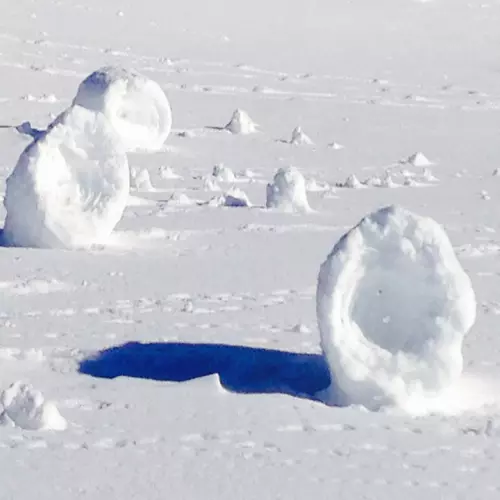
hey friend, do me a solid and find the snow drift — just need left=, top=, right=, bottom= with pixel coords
left=3, top=106, right=129, bottom=249
left=317, top=206, right=476, bottom=412
left=266, top=167, right=311, bottom=212
left=73, top=66, right=172, bottom=152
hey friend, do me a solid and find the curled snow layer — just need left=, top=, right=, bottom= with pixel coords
left=74, top=66, right=172, bottom=152
left=317, top=206, right=476, bottom=412
left=0, top=382, right=67, bottom=431
left=224, top=109, right=257, bottom=134
left=4, top=106, right=129, bottom=249
left=266, top=167, right=311, bottom=212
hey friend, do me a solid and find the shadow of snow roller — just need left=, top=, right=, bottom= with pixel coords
left=317, top=205, right=476, bottom=414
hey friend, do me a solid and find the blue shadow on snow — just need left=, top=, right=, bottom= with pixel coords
left=79, top=342, right=331, bottom=401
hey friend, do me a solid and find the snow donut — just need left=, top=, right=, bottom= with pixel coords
left=73, top=66, right=172, bottom=152
left=316, top=206, right=476, bottom=410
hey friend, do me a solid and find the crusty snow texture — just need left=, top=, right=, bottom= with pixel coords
left=317, top=206, right=476, bottom=412
left=74, top=66, right=172, bottom=152
left=3, top=106, right=129, bottom=248
left=0, top=381, right=67, bottom=431
left=266, top=167, right=311, bottom=212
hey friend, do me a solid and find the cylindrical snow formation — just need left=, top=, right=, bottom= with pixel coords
left=317, top=206, right=476, bottom=410
left=266, top=167, right=311, bottom=212
left=73, top=66, right=172, bottom=152
left=3, top=106, right=129, bottom=249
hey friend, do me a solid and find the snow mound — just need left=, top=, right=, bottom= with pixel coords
left=159, top=166, right=182, bottom=180
left=209, top=187, right=251, bottom=207
left=290, top=126, right=314, bottom=145
left=130, top=167, right=154, bottom=191
left=338, top=174, right=363, bottom=189
left=266, top=167, right=311, bottom=212
left=73, top=66, right=172, bottom=152
left=212, top=163, right=236, bottom=183
left=317, top=206, right=476, bottom=412
left=166, top=192, right=194, bottom=206
left=306, top=178, right=331, bottom=192
left=328, top=141, right=344, bottom=150
left=3, top=106, right=129, bottom=249
left=0, top=382, right=67, bottom=431
left=224, top=109, right=258, bottom=135
left=406, top=152, right=432, bottom=167
left=204, top=177, right=221, bottom=191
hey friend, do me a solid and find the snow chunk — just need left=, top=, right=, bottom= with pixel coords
left=224, top=109, right=258, bottom=135
left=266, top=167, right=311, bottom=212
left=159, top=166, right=182, bottom=180
left=290, top=126, right=313, bottom=145
left=422, top=168, right=438, bottom=182
left=73, top=66, right=172, bottom=152
left=328, top=141, right=344, bottom=150
left=212, top=163, right=236, bottom=183
left=130, top=167, right=153, bottom=191
left=317, top=206, right=476, bottom=412
left=209, top=187, right=251, bottom=207
left=338, top=174, right=363, bottom=189
left=166, top=192, right=194, bottom=206
left=203, top=177, right=221, bottom=192
left=3, top=106, right=129, bottom=249
left=0, top=382, right=67, bottom=431
left=406, top=152, right=432, bottom=167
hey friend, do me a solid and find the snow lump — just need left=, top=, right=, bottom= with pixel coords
left=4, top=106, right=129, bottom=249
left=266, top=167, right=311, bottom=212
left=316, top=206, right=476, bottom=412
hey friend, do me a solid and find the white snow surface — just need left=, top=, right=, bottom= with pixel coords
left=3, top=105, right=129, bottom=248
left=73, top=66, right=172, bottom=152
left=266, top=167, right=311, bottom=212
left=317, top=206, right=476, bottom=413
left=1, top=0, right=500, bottom=498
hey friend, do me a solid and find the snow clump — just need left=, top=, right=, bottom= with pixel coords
left=266, top=167, right=311, bottom=212
left=212, top=163, right=236, bottom=183
left=0, top=381, right=67, bottom=431
left=130, top=167, right=154, bottom=191
left=224, top=109, right=258, bottom=134
left=3, top=106, right=129, bottom=249
left=290, top=126, right=314, bottom=145
left=73, top=66, right=172, bottom=152
left=317, top=205, right=476, bottom=413
left=406, top=152, right=432, bottom=167
left=209, top=187, right=251, bottom=207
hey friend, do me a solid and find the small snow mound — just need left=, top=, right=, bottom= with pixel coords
left=212, top=163, right=236, bottom=183
left=4, top=105, right=129, bottom=249
left=159, top=166, right=182, bottom=180
left=266, top=167, right=311, bottom=212
left=291, top=323, right=312, bottom=334
left=422, top=168, right=438, bottom=182
left=406, top=152, right=432, bottom=167
left=338, top=174, right=363, bottom=189
left=403, top=176, right=419, bottom=187
left=209, top=187, right=251, bottom=207
left=290, top=126, right=314, bottom=146
left=317, top=206, right=476, bottom=412
left=0, top=382, right=67, bottom=431
left=224, top=109, right=258, bottom=135
left=73, top=66, right=172, bottom=152
left=166, top=192, right=193, bottom=206
left=492, top=168, right=500, bottom=177
left=328, top=141, right=344, bottom=150
left=306, top=178, right=331, bottom=192
left=379, top=173, right=398, bottom=188
left=204, top=177, right=221, bottom=191
left=130, top=168, right=153, bottom=191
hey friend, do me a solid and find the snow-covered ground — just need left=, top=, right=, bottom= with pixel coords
left=1, top=0, right=500, bottom=497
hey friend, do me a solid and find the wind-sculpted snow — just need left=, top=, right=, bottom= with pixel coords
left=74, top=66, right=172, bottom=152
left=3, top=105, right=129, bottom=248
left=317, top=206, right=476, bottom=413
